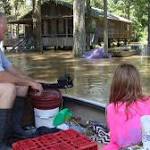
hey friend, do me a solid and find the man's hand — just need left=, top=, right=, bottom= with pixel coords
left=30, top=81, right=43, bottom=96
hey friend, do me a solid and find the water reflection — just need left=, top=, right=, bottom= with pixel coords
left=7, top=51, right=150, bottom=104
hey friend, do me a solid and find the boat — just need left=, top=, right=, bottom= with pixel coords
left=63, top=95, right=106, bottom=149
left=23, top=94, right=106, bottom=149
left=22, top=77, right=144, bottom=149
left=111, top=50, right=137, bottom=57
left=63, top=95, right=143, bottom=149
left=63, top=95, right=106, bottom=125
left=109, top=47, right=137, bottom=57
left=23, top=76, right=106, bottom=149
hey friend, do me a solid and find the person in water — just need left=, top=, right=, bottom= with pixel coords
left=103, top=63, right=150, bottom=150
left=0, top=12, right=43, bottom=149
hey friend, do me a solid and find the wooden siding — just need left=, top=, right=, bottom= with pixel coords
left=94, top=18, right=131, bottom=40
left=42, top=2, right=72, bottom=17
left=42, top=36, right=73, bottom=47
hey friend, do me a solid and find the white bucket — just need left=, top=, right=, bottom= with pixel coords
left=34, top=107, right=59, bottom=128
left=141, top=115, right=150, bottom=150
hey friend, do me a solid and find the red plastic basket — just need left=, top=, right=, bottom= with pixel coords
left=12, top=129, right=98, bottom=150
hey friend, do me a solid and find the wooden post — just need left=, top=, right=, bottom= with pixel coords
left=10, top=24, right=12, bottom=38
left=22, top=25, right=24, bottom=37
left=117, top=39, right=120, bottom=47
left=124, top=39, right=127, bottom=46
left=108, top=38, right=111, bottom=48
left=17, top=24, right=19, bottom=38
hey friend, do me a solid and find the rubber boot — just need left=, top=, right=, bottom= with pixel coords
left=12, top=96, right=34, bottom=139
left=0, top=109, right=12, bottom=150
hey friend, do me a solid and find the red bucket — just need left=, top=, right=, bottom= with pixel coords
left=30, top=89, right=62, bottom=110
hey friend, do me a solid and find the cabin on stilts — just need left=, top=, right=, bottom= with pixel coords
left=7, top=0, right=132, bottom=50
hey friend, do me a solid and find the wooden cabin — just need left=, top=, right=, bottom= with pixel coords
left=8, top=0, right=132, bottom=49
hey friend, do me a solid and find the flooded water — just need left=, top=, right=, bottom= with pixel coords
left=7, top=51, right=150, bottom=104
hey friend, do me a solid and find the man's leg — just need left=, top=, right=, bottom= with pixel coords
left=0, top=83, right=16, bottom=108
left=12, top=86, right=32, bottom=138
left=0, top=83, right=16, bottom=149
left=16, top=86, right=28, bottom=97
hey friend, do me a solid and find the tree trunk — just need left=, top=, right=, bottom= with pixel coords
left=126, top=5, right=130, bottom=19
left=124, top=0, right=131, bottom=19
left=86, top=0, right=91, bottom=50
left=148, top=1, right=150, bottom=56
left=73, top=0, right=86, bottom=57
left=103, top=0, right=108, bottom=52
left=32, top=0, right=43, bottom=53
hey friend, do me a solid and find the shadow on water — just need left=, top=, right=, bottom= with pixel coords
left=7, top=51, right=150, bottom=104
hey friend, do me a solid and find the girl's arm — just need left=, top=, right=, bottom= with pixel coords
left=102, top=104, right=120, bottom=150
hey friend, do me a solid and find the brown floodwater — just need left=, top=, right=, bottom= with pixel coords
left=7, top=51, right=150, bottom=104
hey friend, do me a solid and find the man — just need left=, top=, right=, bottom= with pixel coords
left=0, top=12, right=43, bottom=149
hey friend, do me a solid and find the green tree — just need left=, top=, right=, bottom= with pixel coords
left=109, top=0, right=149, bottom=52
left=91, top=0, right=103, bottom=9
left=32, top=0, right=43, bottom=52
left=133, top=0, right=150, bottom=55
left=103, top=0, right=108, bottom=52
left=0, top=0, right=11, bottom=15
left=109, top=0, right=134, bottom=19
left=86, top=0, right=91, bottom=50
left=12, top=0, right=26, bottom=17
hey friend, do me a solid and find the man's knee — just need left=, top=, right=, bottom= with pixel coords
left=0, top=83, right=16, bottom=95
left=0, top=83, right=16, bottom=108
left=16, top=86, right=29, bottom=97
left=5, top=83, right=16, bottom=95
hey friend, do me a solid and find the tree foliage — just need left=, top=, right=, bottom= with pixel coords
left=90, top=0, right=103, bottom=9
left=0, top=0, right=149, bottom=44
left=109, top=0, right=149, bottom=42
left=0, top=0, right=11, bottom=15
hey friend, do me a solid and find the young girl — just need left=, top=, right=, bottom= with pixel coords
left=103, top=63, right=150, bottom=150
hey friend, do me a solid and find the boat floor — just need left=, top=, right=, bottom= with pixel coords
left=98, top=143, right=103, bottom=149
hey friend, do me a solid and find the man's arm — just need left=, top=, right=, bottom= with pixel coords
left=0, top=70, right=33, bottom=86
left=0, top=51, right=43, bottom=94
left=0, top=70, right=43, bottom=95
left=0, top=50, right=32, bottom=81
left=6, top=66, right=33, bottom=81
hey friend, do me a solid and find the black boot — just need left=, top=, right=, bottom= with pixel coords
left=12, top=96, right=34, bottom=139
left=0, top=109, right=12, bottom=150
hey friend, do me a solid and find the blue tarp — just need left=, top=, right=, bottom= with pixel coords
left=83, top=48, right=111, bottom=59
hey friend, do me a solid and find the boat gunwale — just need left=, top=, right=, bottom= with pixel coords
left=63, top=94, right=106, bottom=111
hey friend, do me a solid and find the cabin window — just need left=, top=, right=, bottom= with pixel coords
left=68, top=18, right=73, bottom=37
left=51, top=20, right=57, bottom=36
left=42, top=22, right=44, bottom=35
left=48, top=21, right=52, bottom=35
left=57, top=19, right=66, bottom=37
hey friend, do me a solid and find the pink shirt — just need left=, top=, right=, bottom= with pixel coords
left=103, top=96, right=150, bottom=150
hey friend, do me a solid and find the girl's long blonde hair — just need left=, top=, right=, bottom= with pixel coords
left=109, top=63, right=143, bottom=107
